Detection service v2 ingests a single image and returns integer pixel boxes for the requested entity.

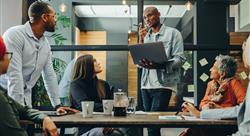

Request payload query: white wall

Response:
[0,0,22,35]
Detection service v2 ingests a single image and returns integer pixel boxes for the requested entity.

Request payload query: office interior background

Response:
[0,0,250,110]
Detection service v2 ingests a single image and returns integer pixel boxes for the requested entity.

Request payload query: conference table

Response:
[49,112,237,135]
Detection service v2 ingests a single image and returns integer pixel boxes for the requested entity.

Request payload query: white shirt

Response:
[0,22,61,107]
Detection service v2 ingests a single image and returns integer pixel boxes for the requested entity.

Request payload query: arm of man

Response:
[242,35,250,69]
[167,30,185,70]
[14,95,58,136]
[3,30,25,105]
[200,105,240,119]
[41,51,61,107]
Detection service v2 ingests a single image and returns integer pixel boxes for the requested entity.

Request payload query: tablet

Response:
[129,42,168,64]
[42,111,74,116]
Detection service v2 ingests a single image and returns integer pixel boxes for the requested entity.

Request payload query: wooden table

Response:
[20,112,237,135]
[50,112,237,128]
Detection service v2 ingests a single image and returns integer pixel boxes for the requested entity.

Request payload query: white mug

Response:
[81,101,94,118]
[102,99,113,115]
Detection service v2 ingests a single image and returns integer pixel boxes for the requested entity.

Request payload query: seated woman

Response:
[0,36,58,136]
[180,55,246,136]
[70,54,137,136]
[199,54,246,110]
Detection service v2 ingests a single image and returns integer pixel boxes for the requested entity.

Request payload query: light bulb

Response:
[122,0,126,5]
[186,1,192,11]
[59,3,67,13]
[128,29,131,34]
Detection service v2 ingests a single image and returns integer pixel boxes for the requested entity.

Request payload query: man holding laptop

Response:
[138,6,185,136]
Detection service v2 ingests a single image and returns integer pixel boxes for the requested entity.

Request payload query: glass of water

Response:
[127,97,137,114]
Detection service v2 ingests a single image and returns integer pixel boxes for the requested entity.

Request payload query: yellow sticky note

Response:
[188,84,195,92]
[199,58,208,67]
[239,71,248,80]
[200,73,209,82]
[182,61,191,70]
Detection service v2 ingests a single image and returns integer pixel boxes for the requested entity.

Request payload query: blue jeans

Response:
[141,89,172,136]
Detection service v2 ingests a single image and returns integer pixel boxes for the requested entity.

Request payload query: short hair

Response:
[144,7,159,15]
[28,1,51,22]
[215,54,237,78]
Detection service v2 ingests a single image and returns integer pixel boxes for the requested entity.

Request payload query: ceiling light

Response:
[186,1,192,11]
[59,3,67,13]
[122,0,126,5]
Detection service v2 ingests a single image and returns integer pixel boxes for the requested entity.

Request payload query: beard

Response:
[150,20,160,28]
[45,23,55,32]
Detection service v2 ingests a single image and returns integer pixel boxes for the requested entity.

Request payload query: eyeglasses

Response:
[6,52,13,60]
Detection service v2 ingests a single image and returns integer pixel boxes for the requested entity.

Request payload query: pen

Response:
[180,114,185,120]
[175,111,180,115]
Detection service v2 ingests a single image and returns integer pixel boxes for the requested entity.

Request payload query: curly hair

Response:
[215,54,237,78]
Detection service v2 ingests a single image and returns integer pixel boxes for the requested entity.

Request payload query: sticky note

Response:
[182,61,191,70]
[199,58,208,67]
[200,73,209,82]
[239,71,248,80]
[188,84,195,92]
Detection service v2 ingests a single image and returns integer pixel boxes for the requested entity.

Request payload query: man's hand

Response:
[56,106,80,114]
[139,59,164,69]
[182,102,200,118]
[43,117,58,136]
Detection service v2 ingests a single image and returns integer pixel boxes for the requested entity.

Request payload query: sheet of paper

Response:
[182,115,205,121]
[183,97,194,104]
[158,115,182,120]
[135,111,147,115]
[200,73,209,82]
[199,58,208,67]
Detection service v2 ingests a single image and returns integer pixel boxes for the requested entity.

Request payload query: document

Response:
[158,115,183,120]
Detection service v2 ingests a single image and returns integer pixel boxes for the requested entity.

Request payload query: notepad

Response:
[158,115,182,120]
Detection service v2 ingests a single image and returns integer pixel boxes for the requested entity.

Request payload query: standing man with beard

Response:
[139,7,185,136]
[0,1,68,111]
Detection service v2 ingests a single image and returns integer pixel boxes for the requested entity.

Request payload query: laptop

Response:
[129,42,168,64]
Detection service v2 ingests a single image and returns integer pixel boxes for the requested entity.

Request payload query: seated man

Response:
[0,36,58,136]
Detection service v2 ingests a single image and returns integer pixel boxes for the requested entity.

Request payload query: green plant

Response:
[50,12,71,45]
[33,57,67,108]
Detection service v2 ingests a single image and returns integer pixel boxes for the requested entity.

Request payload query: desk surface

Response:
[50,112,237,128]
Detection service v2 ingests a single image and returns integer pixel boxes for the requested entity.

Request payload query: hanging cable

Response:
[161,5,172,24]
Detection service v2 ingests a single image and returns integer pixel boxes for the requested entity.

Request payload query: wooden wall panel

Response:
[230,32,250,45]
[128,32,138,97]
[75,30,107,80]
